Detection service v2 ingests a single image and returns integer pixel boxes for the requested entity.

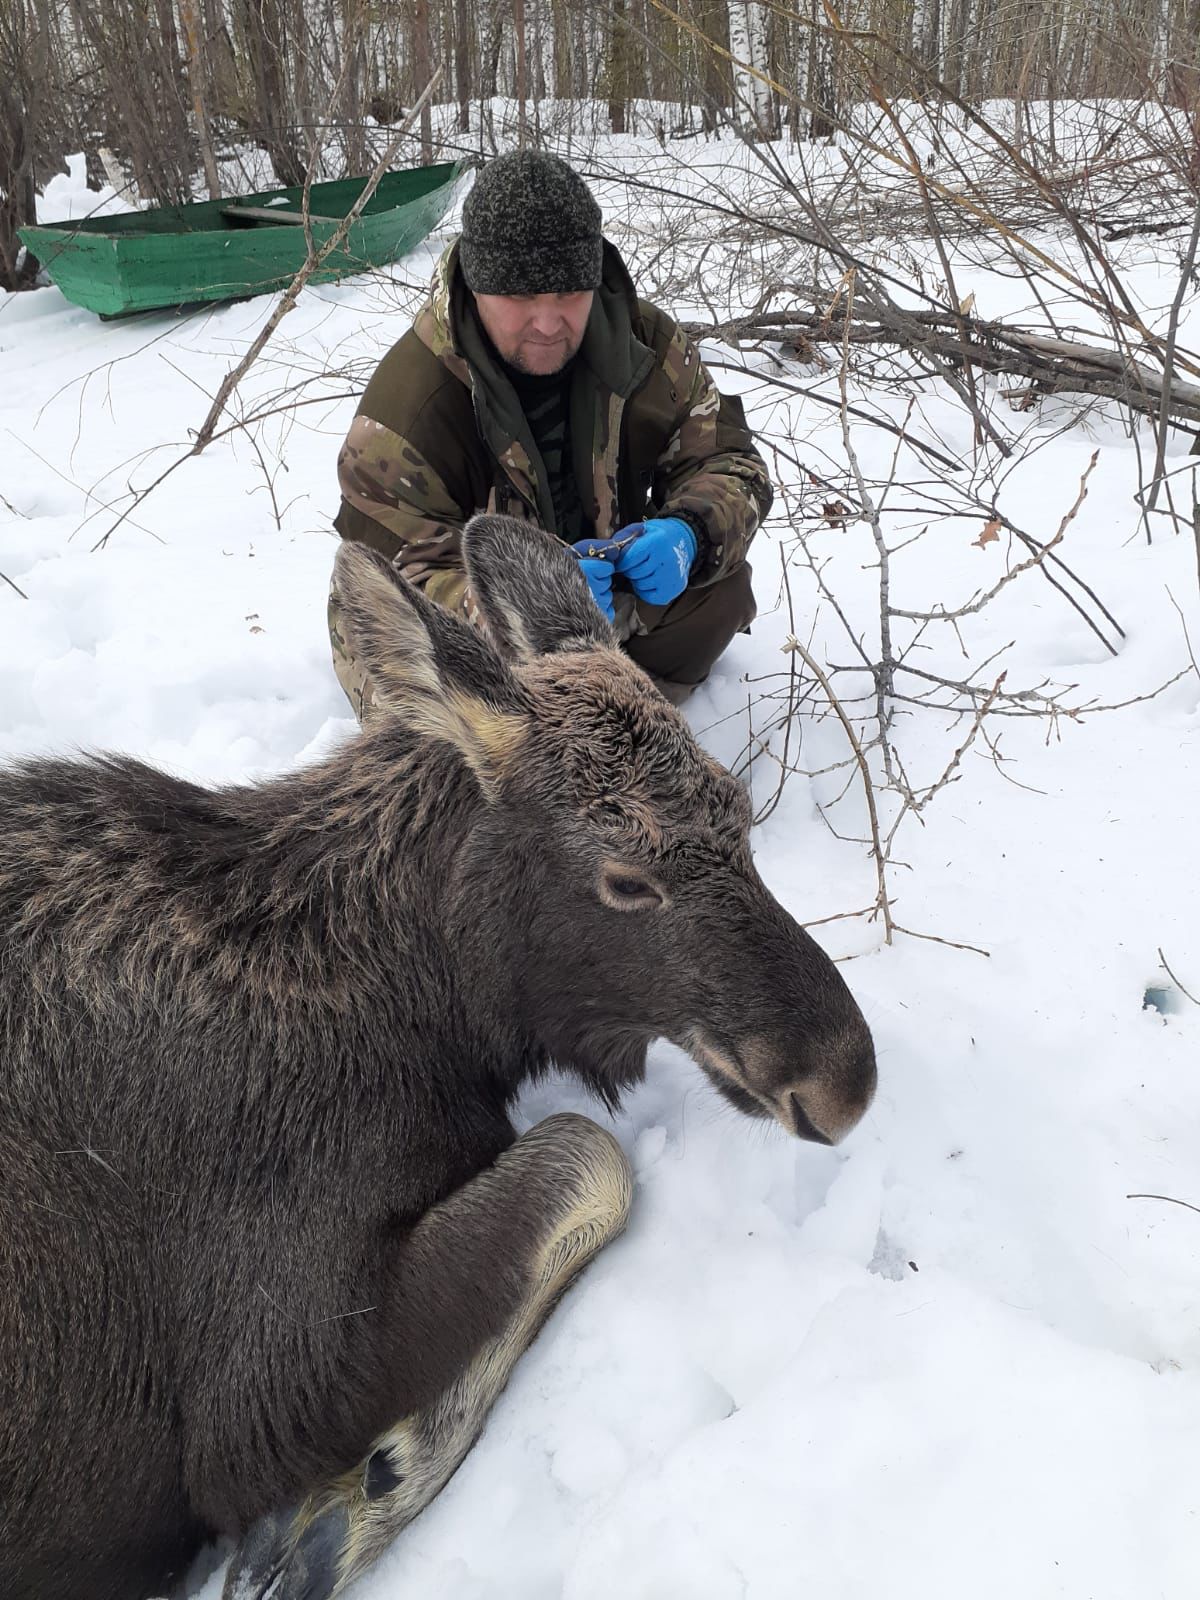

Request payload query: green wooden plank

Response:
[220,205,341,225]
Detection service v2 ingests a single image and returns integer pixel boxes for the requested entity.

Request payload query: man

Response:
[330,150,773,714]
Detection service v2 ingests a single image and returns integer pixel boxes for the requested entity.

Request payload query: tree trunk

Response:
[914,0,941,73]
[1167,0,1200,189]
[241,0,306,186]
[0,48,40,292]
[549,0,572,98]
[454,0,472,130]
[201,0,240,122]
[807,0,836,140]
[414,0,434,160]
[698,0,730,132]
[513,0,528,145]
[728,0,777,137]
[482,4,503,99]
[178,0,222,197]
[607,0,638,133]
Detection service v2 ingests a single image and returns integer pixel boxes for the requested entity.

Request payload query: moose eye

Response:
[599,868,666,912]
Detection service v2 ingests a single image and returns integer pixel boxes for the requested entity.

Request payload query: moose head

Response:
[335,515,876,1143]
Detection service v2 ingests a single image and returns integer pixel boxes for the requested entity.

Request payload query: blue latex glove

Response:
[570,540,618,622]
[613,517,697,605]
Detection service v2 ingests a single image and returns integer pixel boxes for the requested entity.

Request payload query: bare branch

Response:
[1157,949,1200,1008]
[189,69,444,459]
[780,631,895,944]
[890,452,1100,623]
[1127,1193,1200,1216]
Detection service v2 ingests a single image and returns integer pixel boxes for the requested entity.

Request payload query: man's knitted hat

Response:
[459,151,603,296]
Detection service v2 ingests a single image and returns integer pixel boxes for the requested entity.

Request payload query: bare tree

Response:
[0,0,40,291]
[178,0,222,197]
[237,0,306,185]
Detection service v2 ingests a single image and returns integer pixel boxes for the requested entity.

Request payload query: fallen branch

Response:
[683,308,1200,430]
[1103,217,1196,242]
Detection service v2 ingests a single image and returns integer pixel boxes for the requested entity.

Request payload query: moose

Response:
[0,517,876,1600]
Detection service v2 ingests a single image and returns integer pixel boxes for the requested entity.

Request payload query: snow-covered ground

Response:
[3,131,1199,1599]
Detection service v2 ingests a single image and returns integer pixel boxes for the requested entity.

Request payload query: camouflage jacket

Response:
[334,238,773,623]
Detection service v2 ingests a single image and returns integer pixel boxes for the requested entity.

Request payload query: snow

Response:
[3,135,1199,1600]
[34,151,131,222]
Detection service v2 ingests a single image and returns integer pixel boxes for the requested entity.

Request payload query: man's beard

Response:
[506,330,584,376]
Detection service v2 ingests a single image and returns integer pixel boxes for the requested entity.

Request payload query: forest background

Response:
[4,0,1200,293]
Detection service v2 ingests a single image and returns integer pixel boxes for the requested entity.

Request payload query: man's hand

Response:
[613,518,696,606]
[570,538,623,622]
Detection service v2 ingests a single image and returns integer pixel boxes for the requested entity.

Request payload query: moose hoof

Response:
[221,1429,426,1600]
[222,1499,350,1600]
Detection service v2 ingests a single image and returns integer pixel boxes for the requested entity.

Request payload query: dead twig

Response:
[891,923,991,958]
[890,452,1100,624]
[781,631,895,944]
[909,673,1007,815]
[1143,204,1200,533]
[88,72,444,554]
[1165,588,1200,682]
[1127,1193,1200,1216]
[1157,948,1200,1008]
[753,549,805,825]
[701,357,965,474]
[189,68,443,460]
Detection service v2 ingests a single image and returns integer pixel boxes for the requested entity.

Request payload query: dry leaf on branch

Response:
[973,519,1001,549]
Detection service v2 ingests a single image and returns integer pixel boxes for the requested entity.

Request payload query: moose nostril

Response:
[789,1092,834,1146]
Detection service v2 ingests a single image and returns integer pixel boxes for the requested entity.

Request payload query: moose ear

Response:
[462,513,617,661]
[332,542,528,783]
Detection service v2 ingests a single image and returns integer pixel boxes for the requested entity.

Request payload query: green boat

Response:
[18,161,465,318]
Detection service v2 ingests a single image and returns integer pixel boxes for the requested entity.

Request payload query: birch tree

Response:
[728,0,779,135]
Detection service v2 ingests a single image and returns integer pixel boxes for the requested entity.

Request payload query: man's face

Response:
[473,290,594,376]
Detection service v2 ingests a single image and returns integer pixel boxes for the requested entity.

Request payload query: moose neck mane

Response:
[0,719,546,1179]
[259,719,546,1110]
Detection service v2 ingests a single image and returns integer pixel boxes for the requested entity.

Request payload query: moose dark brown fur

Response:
[0,517,876,1600]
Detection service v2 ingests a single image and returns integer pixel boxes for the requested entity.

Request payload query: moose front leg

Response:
[223,1113,632,1600]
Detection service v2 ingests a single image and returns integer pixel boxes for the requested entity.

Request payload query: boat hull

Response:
[18,163,464,317]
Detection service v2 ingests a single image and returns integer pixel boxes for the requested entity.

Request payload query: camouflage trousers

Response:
[329,560,756,720]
